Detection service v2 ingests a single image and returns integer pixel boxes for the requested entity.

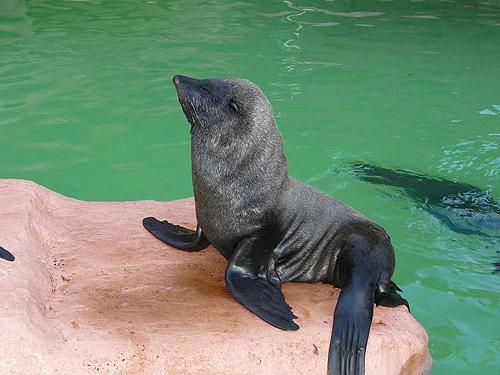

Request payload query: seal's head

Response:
[173,74,288,200]
[173,75,273,134]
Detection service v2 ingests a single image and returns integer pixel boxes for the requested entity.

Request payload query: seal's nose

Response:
[173,75,199,89]
[173,75,184,87]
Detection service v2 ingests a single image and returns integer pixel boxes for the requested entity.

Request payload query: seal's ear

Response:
[229,99,239,112]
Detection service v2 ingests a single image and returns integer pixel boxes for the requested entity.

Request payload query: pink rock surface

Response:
[0,179,431,374]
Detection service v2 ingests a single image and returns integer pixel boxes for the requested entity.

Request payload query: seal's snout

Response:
[173,75,199,90]
[172,74,185,88]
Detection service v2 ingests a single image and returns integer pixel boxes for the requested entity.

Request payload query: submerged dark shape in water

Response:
[351,163,500,238]
[494,261,500,273]
[0,246,15,262]
[351,164,500,273]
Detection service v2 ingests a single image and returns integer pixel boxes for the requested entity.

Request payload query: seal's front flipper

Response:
[226,270,299,330]
[142,217,210,251]
[328,285,373,375]
[225,237,299,331]
[0,246,15,262]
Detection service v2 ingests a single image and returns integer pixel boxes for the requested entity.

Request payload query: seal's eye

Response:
[229,100,239,112]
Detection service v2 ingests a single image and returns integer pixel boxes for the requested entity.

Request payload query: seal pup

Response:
[143,75,408,375]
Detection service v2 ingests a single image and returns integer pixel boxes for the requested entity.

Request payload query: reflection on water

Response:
[435,136,499,178]
[479,104,500,116]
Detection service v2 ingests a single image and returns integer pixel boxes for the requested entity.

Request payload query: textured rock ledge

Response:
[0,179,431,374]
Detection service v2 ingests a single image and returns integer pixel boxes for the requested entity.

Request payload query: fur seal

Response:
[143,75,408,375]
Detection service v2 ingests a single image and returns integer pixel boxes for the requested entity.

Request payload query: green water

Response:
[1,0,499,372]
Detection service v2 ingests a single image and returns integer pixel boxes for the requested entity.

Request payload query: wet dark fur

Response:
[143,76,408,375]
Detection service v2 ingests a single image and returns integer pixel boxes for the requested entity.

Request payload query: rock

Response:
[0,179,431,374]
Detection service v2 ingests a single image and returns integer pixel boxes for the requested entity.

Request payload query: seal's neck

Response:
[190,119,289,206]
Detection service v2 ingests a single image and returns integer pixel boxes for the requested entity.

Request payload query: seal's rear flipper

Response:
[328,285,373,375]
[375,280,410,311]
[142,217,210,251]
[225,237,299,331]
